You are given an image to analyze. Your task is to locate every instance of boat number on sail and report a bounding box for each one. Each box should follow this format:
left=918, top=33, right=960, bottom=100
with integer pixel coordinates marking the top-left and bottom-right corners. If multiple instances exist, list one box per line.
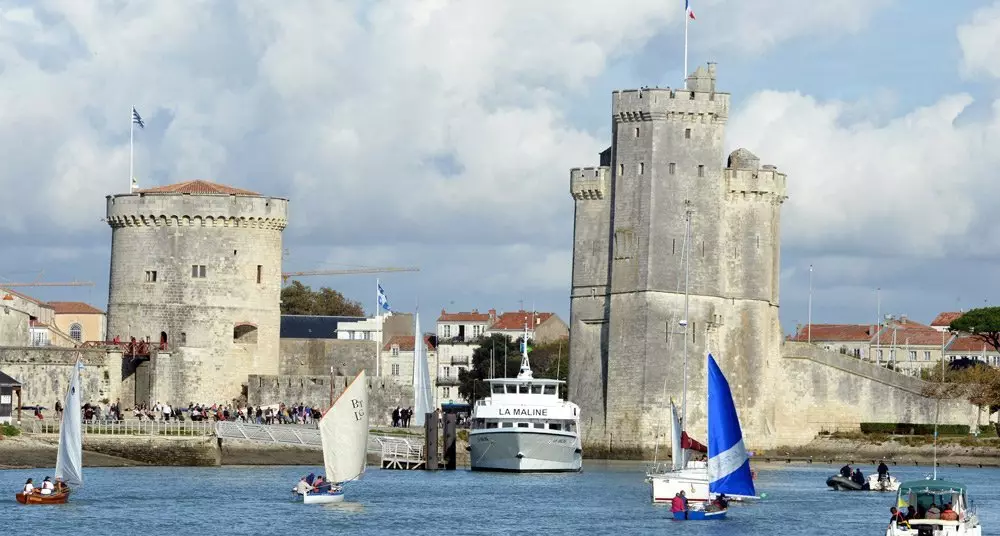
left=498, top=408, right=547, bottom=417
left=352, top=398, right=365, bottom=421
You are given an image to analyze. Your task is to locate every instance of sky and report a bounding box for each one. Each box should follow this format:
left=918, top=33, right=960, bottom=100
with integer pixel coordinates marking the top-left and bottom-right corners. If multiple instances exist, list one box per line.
left=2, top=0, right=1000, bottom=336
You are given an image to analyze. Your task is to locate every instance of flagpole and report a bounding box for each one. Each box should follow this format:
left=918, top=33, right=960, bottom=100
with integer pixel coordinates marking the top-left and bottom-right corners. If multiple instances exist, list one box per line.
left=683, top=8, right=689, bottom=89
left=129, top=105, right=135, bottom=193
left=375, top=278, right=381, bottom=377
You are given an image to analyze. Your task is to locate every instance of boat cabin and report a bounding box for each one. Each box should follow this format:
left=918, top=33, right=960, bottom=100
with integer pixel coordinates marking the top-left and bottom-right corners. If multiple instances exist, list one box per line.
left=470, top=377, right=578, bottom=433
left=893, top=480, right=976, bottom=529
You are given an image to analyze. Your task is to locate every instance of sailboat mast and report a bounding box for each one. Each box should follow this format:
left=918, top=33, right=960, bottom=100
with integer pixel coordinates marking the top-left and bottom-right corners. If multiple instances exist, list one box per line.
left=680, top=210, right=692, bottom=429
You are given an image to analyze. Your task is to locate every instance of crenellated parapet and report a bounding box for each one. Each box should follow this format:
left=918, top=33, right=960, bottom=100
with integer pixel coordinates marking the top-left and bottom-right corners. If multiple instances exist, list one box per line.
left=570, top=167, right=610, bottom=200
left=105, top=189, right=289, bottom=231
left=105, top=213, right=288, bottom=231
left=724, top=148, right=788, bottom=204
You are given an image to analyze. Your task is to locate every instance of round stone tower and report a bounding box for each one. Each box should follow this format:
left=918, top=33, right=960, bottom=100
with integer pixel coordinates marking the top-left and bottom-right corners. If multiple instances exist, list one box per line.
left=105, top=180, right=288, bottom=406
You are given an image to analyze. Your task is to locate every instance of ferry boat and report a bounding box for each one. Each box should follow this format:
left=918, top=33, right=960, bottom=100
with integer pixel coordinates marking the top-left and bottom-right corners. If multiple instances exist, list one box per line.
left=886, top=479, right=982, bottom=535
left=468, top=326, right=582, bottom=472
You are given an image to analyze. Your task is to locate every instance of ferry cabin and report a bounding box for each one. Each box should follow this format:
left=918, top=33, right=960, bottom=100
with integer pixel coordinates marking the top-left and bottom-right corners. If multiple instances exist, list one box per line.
left=470, top=378, right=578, bottom=434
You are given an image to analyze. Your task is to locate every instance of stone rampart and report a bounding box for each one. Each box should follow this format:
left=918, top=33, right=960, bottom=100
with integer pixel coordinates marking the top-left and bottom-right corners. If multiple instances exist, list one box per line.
left=278, top=338, right=376, bottom=376
left=0, top=347, right=123, bottom=408
left=247, top=374, right=411, bottom=427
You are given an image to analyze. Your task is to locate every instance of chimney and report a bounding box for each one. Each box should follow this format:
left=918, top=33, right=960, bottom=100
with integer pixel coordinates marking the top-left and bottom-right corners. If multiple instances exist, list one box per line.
left=441, top=308, right=446, bottom=315
left=901, top=315, right=908, bottom=324
left=472, top=308, right=478, bottom=314
left=488, top=308, right=496, bottom=321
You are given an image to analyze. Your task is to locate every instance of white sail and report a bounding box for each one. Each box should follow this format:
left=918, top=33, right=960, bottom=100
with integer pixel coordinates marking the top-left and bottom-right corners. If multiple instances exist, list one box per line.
left=319, top=370, right=369, bottom=484
left=411, top=312, right=434, bottom=427
left=670, top=400, right=683, bottom=471
left=55, top=358, right=84, bottom=487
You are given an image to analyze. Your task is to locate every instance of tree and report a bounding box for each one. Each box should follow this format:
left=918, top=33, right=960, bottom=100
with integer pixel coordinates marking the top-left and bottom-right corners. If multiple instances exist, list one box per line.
left=458, top=335, right=571, bottom=404
left=921, top=359, right=1000, bottom=435
left=279, top=280, right=365, bottom=316
left=949, top=307, right=1000, bottom=355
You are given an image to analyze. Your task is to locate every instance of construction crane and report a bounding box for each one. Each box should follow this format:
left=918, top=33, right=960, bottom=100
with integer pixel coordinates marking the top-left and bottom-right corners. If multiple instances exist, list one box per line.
left=0, top=281, right=95, bottom=287
left=281, top=267, right=419, bottom=283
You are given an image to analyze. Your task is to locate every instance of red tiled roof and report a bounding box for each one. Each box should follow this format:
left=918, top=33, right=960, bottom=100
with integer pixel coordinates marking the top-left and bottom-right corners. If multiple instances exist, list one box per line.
left=876, top=320, right=947, bottom=346
left=946, top=335, right=999, bottom=353
left=383, top=335, right=436, bottom=352
left=137, top=180, right=259, bottom=196
left=438, top=310, right=491, bottom=322
left=29, top=319, right=48, bottom=328
left=788, top=324, right=874, bottom=342
left=490, top=311, right=554, bottom=331
left=48, top=301, right=104, bottom=315
left=930, top=311, right=963, bottom=327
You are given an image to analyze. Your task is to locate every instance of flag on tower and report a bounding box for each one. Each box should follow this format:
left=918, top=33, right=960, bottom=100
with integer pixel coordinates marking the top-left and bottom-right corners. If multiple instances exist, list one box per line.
left=132, top=107, right=144, bottom=129
left=686, top=0, right=696, bottom=20
left=377, top=283, right=391, bottom=313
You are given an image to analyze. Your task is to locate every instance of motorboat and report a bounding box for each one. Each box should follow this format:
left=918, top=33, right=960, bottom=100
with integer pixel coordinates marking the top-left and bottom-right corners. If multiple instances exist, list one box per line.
left=468, top=324, right=582, bottom=472
left=827, top=474, right=870, bottom=491
left=295, top=369, right=369, bottom=504
left=886, top=479, right=982, bottom=536
left=15, top=357, right=84, bottom=505
left=869, top=473, right=901, bottom=492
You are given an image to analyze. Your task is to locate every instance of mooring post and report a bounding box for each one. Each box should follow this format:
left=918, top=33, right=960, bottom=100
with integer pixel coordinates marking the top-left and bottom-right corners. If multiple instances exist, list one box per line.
left=443, top=413, right=457, bottom=470
left=425, top=411, right=439, bottom=471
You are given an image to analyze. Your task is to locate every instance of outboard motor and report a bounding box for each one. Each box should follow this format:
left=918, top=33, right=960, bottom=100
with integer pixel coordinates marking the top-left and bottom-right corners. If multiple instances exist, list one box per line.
left=916, top=526, right=934, bottom=536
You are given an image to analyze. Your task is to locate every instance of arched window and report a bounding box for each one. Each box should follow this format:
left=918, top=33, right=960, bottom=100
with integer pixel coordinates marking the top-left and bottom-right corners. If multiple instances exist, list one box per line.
left=69, top=323, right=82, bottom=342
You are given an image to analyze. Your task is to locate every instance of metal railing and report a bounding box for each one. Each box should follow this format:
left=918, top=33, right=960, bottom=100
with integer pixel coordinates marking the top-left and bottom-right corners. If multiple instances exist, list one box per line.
left=378, top=435, right=424, bottom=460
left=216, top=421, right=322, bottom=446
left=29, top=419, right=217, bottom=436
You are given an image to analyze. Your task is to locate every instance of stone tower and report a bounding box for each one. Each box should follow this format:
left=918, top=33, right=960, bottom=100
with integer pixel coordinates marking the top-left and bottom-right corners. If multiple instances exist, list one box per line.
left=568, top=64, right=788, bottom=457
left=105, top=180, right=288, bottom=406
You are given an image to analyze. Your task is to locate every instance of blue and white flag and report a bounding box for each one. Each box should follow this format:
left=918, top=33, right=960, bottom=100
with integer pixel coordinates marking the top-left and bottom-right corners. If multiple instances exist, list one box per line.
left=707, top=353, right=755, bottom=497
left=132, top=106, right=144, bottom=129
left=377, top=283, right=390, bottom=313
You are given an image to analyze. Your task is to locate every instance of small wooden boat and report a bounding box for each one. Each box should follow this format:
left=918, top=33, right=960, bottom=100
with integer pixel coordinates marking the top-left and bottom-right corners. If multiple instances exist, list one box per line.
left=15, top=490, right=71, bottom=504
left=673, top=505, right=727, bottom=521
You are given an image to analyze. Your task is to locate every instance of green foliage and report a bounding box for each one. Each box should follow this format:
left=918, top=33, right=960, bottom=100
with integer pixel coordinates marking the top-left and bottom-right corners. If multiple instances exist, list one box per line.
left=280, top=280, right=365, bottom=317
left=457, top=335, right=570, bottom=404
left=949, top=307, right=1000, bottom=355
left=860, top=422, right=970, bottom=436
left=0, top=423, right=21, bottom=437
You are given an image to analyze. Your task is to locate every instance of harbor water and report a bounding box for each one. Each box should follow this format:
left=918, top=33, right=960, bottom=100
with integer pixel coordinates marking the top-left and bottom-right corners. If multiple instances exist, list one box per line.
left=4, top=461, right=1000, bottom=535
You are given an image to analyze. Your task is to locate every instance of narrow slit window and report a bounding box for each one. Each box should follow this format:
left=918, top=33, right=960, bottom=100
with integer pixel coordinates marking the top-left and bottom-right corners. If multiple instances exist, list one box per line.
left=685, top=128, right=691, bottom=139
left=639, top=162, right=644, bottom=175
left=634, top=127, right=640, bottom=137
left=698, top=165, right=705, bottom=177
left=256, top=265, right=263, bottom=284
left=618, top=163, right=624, bottom=176
left=669, top=163, right=676, bottom=175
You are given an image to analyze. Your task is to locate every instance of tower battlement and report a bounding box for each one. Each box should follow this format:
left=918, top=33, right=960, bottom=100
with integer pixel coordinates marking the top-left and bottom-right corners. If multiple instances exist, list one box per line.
left=612, top=89, right=729, bottom=122
left=724, top=148, right=789, bottom=202
left=570, top=166, right=610, bottom=200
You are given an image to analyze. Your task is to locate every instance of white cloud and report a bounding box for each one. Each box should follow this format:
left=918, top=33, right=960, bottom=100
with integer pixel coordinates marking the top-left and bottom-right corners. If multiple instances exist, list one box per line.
left=958, top=1, right=1000, bottom=79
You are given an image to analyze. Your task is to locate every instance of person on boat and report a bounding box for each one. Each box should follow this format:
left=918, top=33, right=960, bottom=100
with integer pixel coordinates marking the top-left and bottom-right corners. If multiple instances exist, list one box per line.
left=671, top=491, right=688, bottom=520
left=22, top=478, right=35, bottom=494
left=839, top=464, right=852, bottom=478
left=54, top=477, right=67, bottom=493
left=889, top=507, right=907, bottom=527
left=39, top=477, right=54, bottom=495
left=714, top=494, right=729, bottom=510
left=940, top=503, right=959, bottom=521
left=877, top=461, right=890, bottom=481
left=850, top=468, right=865, bottom=486
left=905, top=506, right=916, bottom=520
left=305, top=472, right=315, bottom=486
left=315, top=476, right=333, bottom=494
left=294, top=477, right=314, bottom=495
left=925, top=503, right=941, bottom=519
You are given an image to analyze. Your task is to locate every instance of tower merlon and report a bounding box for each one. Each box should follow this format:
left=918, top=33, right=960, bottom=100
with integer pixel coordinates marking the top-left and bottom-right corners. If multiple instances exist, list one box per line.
left=612, top=88, right=729, bottom=122
left=570, top=166, right=610, bottom=201
left=724, top=165, right=788, bottom=202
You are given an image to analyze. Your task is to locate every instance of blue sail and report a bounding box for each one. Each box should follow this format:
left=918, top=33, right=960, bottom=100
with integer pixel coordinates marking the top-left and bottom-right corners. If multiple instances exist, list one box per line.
left=707, top=354, right=755, bottom=497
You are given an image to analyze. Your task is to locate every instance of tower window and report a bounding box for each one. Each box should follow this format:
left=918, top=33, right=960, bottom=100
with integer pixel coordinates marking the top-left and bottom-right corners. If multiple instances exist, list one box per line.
left=634, top=127, right=640, bottom=137
left=698, top=165, right=705, bottom=177
left=685, top=129, right=691, bottom=139
left=638, top=162, right=644, bottom=175
left=256, top=265, right=263, bottom=284
left=669, top=163, right=676, bottom=175
left=191, top=265, right=207, bottom=278
left=689, top=92, right=695, bottom=100
left=180, top=332, right=187, bottom=345
left=145, top=270, right=157, bottom=283
left=618, top=163, right=624, bottom=176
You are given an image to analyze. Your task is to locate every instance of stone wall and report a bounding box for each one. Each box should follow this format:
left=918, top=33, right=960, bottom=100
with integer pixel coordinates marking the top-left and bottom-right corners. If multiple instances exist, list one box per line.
left=247, top=374, right=412, bottom=427
left=278, top=338, right=376, bottom=376
left=0, top=306, right=30, bottom=346
left=0, top=347, right=123, bottom=409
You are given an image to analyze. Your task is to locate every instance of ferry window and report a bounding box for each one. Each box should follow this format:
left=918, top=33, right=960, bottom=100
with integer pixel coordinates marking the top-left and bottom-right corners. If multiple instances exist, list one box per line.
left=506, top=385, right=517, bottom=394
left=502, top=422, right=514, bottom=428
left=530, top=385, right=542, bottom=394
left=533, top=422, right=545, bottom=429
left=519, top=384, right=529, bottom=394
left=549, top=423, right=562, bottom=431
left=517, top=423, right=529, bottom=428
left=486, top=422, right=498, bottom=429
left=567, top=423, right=576, bottom=432
left=493, top=384, right=505, bottom=394
left=543, top=385, right=557, bottom=395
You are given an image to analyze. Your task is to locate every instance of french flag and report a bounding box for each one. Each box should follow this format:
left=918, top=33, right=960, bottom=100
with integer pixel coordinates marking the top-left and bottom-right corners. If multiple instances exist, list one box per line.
left=685, top=0, right=696, bottom=20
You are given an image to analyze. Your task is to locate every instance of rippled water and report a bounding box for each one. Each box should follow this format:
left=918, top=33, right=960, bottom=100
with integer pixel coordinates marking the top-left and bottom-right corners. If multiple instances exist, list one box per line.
left=4, top=461, right=1000, bottom=535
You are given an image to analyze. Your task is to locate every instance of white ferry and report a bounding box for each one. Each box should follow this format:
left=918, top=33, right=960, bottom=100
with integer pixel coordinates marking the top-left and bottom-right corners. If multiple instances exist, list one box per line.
left=468, top=328, right=582, bottom=472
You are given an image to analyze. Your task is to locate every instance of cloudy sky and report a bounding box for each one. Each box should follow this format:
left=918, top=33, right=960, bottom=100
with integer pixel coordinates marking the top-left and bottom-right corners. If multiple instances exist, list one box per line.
left=2, top=0, right=999, bottom=335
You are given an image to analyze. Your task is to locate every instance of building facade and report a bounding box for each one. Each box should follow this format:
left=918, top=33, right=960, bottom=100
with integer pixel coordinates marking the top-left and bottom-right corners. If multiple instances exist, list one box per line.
left=49, top=302, right=106, bottom=344
left=105, top=180, right=288, bottom=406
left=382, top=335, right=443, bottom=406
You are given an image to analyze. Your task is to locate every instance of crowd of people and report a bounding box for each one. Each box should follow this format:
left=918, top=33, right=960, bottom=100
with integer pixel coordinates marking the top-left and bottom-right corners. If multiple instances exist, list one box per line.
left=129, top=402, right=323, bottom=424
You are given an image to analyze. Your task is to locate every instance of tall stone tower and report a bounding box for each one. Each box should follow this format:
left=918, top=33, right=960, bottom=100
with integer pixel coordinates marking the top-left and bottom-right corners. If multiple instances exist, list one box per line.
left=568, top=64, right=788, bottom=457
left=105, top=180, right=288, bottom=406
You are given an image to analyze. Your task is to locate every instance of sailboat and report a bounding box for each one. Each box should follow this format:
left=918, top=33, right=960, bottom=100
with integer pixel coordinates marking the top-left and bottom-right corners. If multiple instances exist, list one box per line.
left=670, top=353, right=756, bottom=521
left=298, top=369, right=369, bottom=504
left=411, top=311, right=433, bottom=427
left=16, top=358, right=84, bottom=505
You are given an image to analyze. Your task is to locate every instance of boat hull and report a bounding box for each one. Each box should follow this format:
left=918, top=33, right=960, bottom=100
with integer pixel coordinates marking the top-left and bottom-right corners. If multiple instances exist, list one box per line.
left=300, top=491, right=345, bottom=504
left=650, top=468, right=710, bottom=504
left=826, top=475, right=869, bottom=491
left=15, top=490, right=71, bottom=504
left=867, top=474, right=900, bottom=492
left=886, top=522, right=982, bottom=536
left=469, top=429, right=581, bottom=472
left=672, top=507, right=727, bottom=521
